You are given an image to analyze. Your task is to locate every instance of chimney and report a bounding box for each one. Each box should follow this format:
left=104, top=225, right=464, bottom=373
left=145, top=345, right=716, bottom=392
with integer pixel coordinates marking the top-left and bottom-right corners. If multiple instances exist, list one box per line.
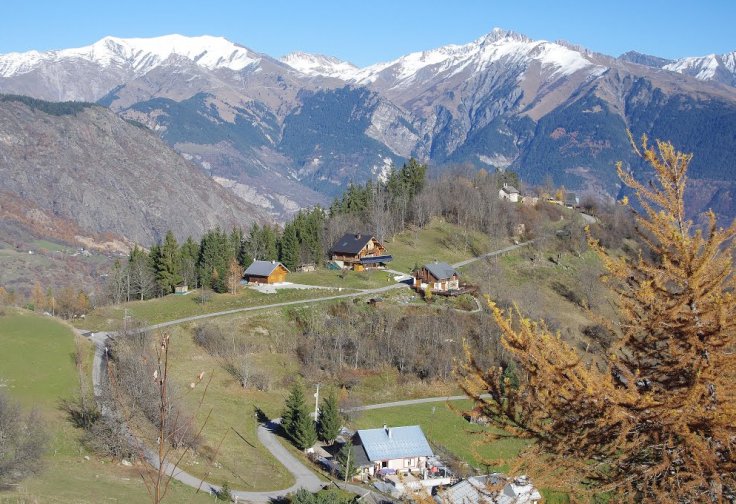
left=272, top=260, right=275, bottom=264
left=355, top=233, right=361, bottom=240
left=384, top=425, right=391, bottom=438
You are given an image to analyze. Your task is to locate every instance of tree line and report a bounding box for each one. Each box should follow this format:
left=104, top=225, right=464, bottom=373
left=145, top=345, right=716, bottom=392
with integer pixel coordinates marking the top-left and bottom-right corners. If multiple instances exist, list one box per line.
left=105, top=209, right=326, bottom=301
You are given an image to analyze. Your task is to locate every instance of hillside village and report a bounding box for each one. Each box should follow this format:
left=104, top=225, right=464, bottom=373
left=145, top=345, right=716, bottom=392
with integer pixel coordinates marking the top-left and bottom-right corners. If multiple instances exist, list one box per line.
left=1, top=8, right=735, bottom=503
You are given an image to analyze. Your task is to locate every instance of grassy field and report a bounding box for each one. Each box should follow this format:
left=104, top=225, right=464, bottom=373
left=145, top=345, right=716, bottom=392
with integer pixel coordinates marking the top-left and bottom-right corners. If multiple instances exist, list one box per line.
left=131, top=321, right=298, bottom=491
left=75, top=286, right=341, bottom=331
left=385, top=219, right=507, bottom=273
left=0, top=308, right=214, bottom=503
left=288, top=269, right=394, bottom=290
left=351, top=400, right=527, bottom=472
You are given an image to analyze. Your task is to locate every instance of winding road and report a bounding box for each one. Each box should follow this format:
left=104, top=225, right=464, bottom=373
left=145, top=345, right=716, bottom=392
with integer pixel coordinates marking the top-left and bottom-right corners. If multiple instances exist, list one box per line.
left=84, top=239, right=535, bottom=501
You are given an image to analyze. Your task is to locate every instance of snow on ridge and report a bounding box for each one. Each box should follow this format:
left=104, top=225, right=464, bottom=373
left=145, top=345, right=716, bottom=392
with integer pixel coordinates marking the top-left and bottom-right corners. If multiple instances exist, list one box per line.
left=280, top=51, right=358, bottom=79
left=662, top=50, right=736, bottom=82
left=0, top=34, right=260, bottom=78
left=351, top=27, right=599, bottom=87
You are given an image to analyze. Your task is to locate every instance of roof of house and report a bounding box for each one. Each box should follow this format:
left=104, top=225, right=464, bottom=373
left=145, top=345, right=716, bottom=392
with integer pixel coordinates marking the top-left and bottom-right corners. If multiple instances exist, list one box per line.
left=357, top=425, right=433, bottom=462
left=360, top=255, right=393, bottom=265
left=332, top=233, right=375, bottom=255
left=423, top=261, right=458, bottom=281
left=501, top=184, right=519, bottom=194
left=439, top=475, right=541, bottom=504
left=244, top=260, right=288, bottom=277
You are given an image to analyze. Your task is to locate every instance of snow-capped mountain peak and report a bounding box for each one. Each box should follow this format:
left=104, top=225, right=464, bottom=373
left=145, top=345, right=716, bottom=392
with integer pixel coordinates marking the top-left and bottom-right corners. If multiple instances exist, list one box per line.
left=0, top=34, right=260, bottom=78
left=345, top=27, right=600, bottom=90
left=663, top=51, right=736, bottom=84
left=280, top=52, right=358, bottom=79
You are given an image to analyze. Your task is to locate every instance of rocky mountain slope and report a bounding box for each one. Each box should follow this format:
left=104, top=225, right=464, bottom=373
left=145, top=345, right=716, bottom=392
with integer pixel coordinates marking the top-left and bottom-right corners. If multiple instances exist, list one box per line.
left=0, top=95, right=268, bottom=245
left=2, top=31, right=736, bottom=220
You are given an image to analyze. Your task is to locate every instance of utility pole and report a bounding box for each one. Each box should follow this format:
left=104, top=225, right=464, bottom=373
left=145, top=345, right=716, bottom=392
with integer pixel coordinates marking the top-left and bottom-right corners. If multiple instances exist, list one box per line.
left=344, top=444, right=351, bottom=484
left=314, top=383, right=320, bottom=420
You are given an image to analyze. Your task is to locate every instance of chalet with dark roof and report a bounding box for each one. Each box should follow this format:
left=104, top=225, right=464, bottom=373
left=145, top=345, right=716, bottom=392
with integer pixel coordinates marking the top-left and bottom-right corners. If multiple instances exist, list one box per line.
left=413, top=261, right=459, bottom=292
left=330, top=233, right=391, bottom=271
left=244, top=260, right=289, bottom=284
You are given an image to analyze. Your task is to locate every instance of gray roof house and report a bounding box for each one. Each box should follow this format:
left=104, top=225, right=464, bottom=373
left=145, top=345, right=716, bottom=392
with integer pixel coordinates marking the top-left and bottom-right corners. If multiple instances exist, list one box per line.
left=352, top=425, right=434, bottom=476
left=437, top=474, right=542, bottom=504
left=244, top=260, right=289, bottom=284
left=413, top=261, right=460, bottom=292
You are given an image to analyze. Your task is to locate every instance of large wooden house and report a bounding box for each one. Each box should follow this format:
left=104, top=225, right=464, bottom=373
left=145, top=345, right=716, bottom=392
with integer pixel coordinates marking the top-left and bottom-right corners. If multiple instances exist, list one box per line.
left=413, top=261, right=460, bottom=293
left=330, top=233, right=392, bottom=271
left=244, top=260, right=289, bottom=284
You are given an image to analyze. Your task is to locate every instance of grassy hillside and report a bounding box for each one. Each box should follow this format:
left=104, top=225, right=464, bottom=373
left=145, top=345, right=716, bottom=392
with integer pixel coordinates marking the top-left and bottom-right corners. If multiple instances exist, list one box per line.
left=0, top=308, right=212, bottom=503
left=75, top=285, right=341, bottom=331
left=386, top=219, right=506, bottom=273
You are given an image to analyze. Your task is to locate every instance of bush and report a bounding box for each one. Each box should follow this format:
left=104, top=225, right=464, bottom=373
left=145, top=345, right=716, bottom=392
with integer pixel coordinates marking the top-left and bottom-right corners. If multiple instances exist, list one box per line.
left=582, top=324, right=616, bottom=350
left=0, top=391, right=48, bottom=486
left=550, top=281, right=587, bottom=308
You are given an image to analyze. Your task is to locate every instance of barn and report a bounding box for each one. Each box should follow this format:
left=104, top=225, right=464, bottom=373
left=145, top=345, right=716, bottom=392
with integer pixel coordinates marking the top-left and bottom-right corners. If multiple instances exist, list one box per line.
left=244, top=260, right=290, bottom=284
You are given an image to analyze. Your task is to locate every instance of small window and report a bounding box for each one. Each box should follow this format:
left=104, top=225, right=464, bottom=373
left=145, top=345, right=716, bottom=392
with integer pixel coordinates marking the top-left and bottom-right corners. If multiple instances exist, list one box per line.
left=405, top=458, right=414, bottom=467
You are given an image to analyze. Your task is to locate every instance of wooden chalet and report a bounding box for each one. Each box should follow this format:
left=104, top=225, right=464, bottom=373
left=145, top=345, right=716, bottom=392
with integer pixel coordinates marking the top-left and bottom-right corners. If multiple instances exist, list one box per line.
left=244, top=260, right=289, bottom=284
left=413, top=261, right=460, bottom=293
left=331, top=233, right=392, bottom=271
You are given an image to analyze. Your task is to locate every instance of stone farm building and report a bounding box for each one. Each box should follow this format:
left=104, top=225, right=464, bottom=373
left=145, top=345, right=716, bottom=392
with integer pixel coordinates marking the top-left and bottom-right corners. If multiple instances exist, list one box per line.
left=331, top=233, right=392, bottom=271
left=244, top=260, right=289, bottom=284
left=498, top=183, right=520, bottom=202
left=413, top=261, right=459, bottom=293
left=352, top=425, right=434, bottom=478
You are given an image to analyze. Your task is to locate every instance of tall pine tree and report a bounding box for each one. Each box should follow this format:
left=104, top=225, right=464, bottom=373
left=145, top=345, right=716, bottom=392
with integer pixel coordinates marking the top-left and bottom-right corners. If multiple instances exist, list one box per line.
left=317, top=389, right=341, bottom=444
left=156, top=230, right=181, bottom=294
left=279, top=223, right=300, bottom=270
left=281, top=382, right=306, bottom=437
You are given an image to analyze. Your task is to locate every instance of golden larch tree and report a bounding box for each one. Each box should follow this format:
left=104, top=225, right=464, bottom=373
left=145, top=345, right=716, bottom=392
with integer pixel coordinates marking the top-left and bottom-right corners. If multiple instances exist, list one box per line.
left=457, top=136, right=736, bottom=502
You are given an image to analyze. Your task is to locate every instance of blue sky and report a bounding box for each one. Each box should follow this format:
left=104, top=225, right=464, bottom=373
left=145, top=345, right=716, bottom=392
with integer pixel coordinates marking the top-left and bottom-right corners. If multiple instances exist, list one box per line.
left=1, top=0, right=734, bottom=66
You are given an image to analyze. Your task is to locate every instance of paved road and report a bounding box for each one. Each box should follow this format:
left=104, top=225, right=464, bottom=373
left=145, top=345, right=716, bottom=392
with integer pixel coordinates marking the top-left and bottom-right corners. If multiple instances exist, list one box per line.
left=144, top=283, right=408, bottom=332
left=451, top=238, right=537, bottom=268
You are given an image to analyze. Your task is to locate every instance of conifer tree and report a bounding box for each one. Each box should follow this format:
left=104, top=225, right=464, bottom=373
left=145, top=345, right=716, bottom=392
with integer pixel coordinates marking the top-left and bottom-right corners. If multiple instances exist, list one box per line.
left=292, top=402, right=317, bottom=451
left=156, top=230, right=181, bottom=294
left=457, top=136, right=736, bottom=502
left=316, top=389, right=341, bottom=443
left=279, top=223, right=300, bottom=270
left=336, top=441, right=357, bottom=481
left=281, top=382, right=306, bottom=438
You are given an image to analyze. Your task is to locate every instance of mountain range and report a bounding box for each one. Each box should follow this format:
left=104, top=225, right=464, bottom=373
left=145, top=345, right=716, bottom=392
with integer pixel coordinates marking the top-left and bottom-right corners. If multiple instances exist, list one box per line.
left=1, top=29, right=735, bottom=221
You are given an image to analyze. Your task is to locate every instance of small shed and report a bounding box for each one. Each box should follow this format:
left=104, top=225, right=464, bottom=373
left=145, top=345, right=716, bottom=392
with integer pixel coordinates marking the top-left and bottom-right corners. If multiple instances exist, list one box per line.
left=244, top=260, right=290, bottom=284
left=174, top=285, right=189, bottom=295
